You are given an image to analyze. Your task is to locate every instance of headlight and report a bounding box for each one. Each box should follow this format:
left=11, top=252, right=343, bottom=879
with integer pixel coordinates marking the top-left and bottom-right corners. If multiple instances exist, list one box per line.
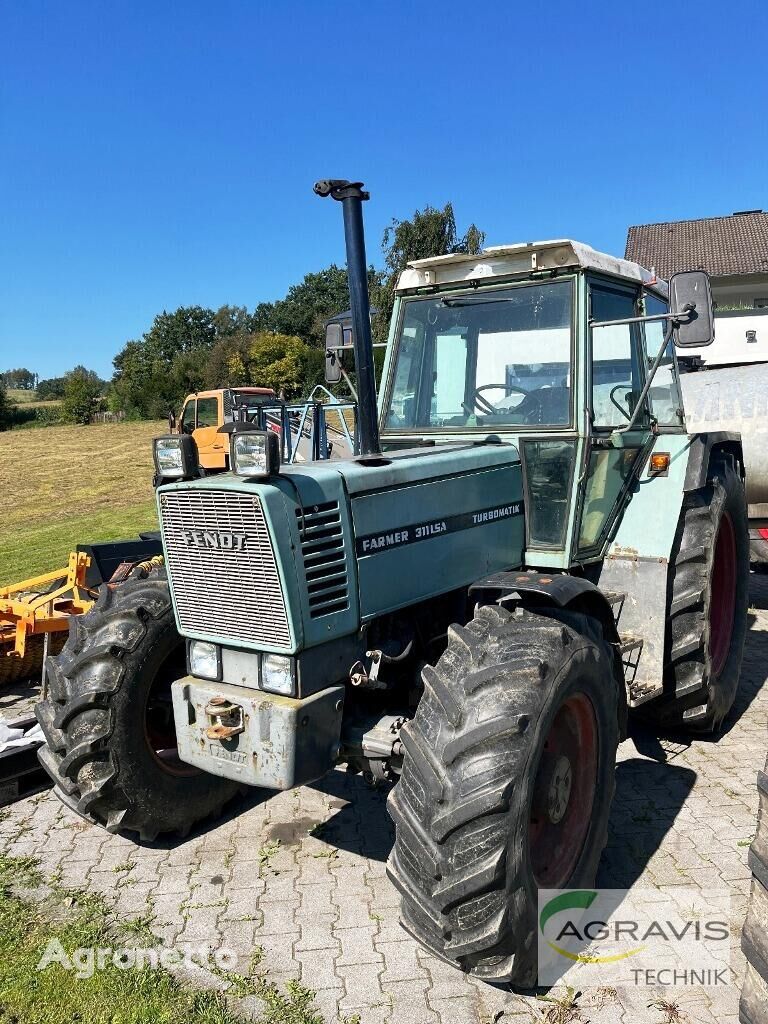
left=154, top=437, right=185, bottom=478
left=262, top=653, right=295, bottom=696
left=231, top=429, right=280, bottom=478
left=153, top=434, right=199, bottom=482
left=189, top=640, right=221, bottom=681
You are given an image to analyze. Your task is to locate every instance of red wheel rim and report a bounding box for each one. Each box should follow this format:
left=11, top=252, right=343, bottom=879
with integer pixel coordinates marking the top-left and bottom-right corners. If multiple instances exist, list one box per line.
left=144, top=672, right=199, bottom=778
left=529, top=693, right=598, bottom=888
left=709, top=511, right=736, bottom=677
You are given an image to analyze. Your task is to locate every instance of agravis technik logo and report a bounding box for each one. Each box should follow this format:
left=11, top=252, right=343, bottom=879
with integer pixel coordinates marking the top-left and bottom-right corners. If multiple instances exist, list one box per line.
left=538, top=888, right=731, bottom=988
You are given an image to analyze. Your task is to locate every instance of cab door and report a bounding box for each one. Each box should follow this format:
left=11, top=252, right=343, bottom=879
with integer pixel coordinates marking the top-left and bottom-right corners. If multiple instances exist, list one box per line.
left=575, top=280, right=653, bottom=560
left=193, top=395, right=226, bottom=469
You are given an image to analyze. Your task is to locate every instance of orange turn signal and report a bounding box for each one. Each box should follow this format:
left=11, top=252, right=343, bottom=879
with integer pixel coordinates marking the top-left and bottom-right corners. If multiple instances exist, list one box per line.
left=649, top=452, right=670, bottom=476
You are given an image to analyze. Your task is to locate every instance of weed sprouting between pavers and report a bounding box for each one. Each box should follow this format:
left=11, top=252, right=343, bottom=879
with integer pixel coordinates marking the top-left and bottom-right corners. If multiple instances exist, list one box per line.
left=0, top=853, right=352, bottom=1024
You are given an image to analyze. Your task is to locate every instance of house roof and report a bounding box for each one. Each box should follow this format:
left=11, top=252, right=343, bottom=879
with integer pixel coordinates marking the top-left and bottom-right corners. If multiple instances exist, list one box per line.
left=625, top=211, right=768, bottom=279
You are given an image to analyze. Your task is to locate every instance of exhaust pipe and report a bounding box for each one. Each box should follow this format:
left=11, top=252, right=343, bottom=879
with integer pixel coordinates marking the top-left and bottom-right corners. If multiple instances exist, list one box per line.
left=314, top=179, right=381, bottom=457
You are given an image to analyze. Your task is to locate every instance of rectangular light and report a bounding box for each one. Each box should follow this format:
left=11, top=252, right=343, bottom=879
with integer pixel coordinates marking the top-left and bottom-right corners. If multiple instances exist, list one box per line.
left=153, top=434, right=200, bottom=484
left=231, top=429, right=280, bottom=478
left=261, top=653, right=295, bottom=696
left=188, top=640, right=221, bottom=681
left=154, top=437, right=185, bottom=479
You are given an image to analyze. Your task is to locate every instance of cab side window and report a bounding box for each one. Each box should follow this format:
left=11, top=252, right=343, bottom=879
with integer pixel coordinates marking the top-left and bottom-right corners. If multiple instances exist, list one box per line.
left=590, top=286, right=645, bottom=429
left=196, top=397, right=219, bottom=428
left=643, top=294, right=684, bottom=428
left=180, top=400, right=196, bottom=434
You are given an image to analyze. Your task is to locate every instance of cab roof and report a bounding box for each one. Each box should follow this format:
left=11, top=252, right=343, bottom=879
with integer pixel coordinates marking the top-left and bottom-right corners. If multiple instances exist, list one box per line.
left=396, top=239, right=668, bottom=298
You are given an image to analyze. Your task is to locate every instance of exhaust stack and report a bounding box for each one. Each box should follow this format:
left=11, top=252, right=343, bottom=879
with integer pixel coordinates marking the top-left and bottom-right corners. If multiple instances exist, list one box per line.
left=314, top=179, right=380, bottom=457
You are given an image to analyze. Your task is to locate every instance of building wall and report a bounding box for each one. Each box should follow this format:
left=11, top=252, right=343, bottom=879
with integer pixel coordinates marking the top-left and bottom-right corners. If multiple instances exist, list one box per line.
left=711, top=273, right=768, bottom=309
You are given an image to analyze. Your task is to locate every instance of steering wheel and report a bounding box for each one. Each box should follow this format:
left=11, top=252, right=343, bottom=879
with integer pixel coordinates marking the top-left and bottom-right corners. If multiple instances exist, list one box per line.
left=609, top=384, right=634, bottom=419
left=463, top=383, right=530, bottom=417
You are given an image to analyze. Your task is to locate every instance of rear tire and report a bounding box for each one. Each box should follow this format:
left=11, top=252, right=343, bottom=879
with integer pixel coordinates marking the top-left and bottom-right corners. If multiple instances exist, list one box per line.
left=648, top=457, right=748, bottom=733
left=741, top=756, right=768, bottom=1024
left=35, top=568, right=239, bottom=841
left=386, top=604, right=620, bottom=983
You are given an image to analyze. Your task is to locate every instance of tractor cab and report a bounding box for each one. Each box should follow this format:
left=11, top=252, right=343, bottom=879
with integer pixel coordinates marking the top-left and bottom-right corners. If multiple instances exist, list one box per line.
left=379, top=240, right=710, bottom=571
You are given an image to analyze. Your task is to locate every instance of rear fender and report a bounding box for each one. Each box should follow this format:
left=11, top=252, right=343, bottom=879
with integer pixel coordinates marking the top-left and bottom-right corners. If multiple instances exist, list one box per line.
left=684, top=432, right=744, bottom=491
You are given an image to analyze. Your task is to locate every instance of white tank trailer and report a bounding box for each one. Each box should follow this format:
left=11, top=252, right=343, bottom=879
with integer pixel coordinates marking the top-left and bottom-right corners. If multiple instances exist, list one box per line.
left=679, top=309, right=768, bottom=562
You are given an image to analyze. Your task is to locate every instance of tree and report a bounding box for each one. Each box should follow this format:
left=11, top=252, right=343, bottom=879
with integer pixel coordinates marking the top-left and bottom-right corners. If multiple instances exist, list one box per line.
left=373, top=203, right=485, bottom=341
left=37, top=377, right=66, bottom=400
left=212, top=305, right=255, bottom=338
left=110, top=305, right=218, bottom=419
left=0, top=379, right=10, bottom=430
left=1, top=367, right=36, bottom=390
left=268, top=266, right=354, bottom=348
left=224, top=332, right=323, bottom=398
left=62, top=366, right=103, bottom=425
left=142, top=306, right=217, bottom=363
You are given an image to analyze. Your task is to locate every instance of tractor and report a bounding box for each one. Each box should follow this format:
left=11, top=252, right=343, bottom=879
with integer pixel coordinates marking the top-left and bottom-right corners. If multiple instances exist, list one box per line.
left=36, top=180, right=749, bottom=985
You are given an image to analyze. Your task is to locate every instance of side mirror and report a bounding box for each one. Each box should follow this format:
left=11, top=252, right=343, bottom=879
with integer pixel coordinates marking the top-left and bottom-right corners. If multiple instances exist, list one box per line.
left=325, top=322, right=344, bottom=384
left=669, top=270, right=714, bottom=347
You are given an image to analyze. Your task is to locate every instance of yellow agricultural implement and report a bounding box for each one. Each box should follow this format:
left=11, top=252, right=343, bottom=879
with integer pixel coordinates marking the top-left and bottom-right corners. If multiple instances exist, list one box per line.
left=0, top=552, right=98, bottom=685
left=1, top=548, right=165, bottom=687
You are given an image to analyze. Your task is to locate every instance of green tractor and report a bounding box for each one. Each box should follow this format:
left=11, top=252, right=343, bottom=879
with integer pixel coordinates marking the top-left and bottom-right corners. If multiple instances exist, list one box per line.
left=37, top=180, right=749, bottom=985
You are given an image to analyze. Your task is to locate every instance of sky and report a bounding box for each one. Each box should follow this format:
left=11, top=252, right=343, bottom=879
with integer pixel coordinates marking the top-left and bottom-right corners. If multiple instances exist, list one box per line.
left=1, top=0, right=767, bottom=380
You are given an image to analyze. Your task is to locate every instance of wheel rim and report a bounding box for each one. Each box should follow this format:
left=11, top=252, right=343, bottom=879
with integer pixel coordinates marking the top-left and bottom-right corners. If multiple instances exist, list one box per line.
left=709, top=511, right=737, bottom=678
left=529, top=693, right=598, bottom=888
left=143, top=657, right=199, bottom=778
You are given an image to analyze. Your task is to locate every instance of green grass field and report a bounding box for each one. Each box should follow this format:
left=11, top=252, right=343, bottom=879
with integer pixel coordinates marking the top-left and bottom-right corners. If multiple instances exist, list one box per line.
left=6, top=388, right=61, bottom=410
left=0, top=420, right=165, bottom=586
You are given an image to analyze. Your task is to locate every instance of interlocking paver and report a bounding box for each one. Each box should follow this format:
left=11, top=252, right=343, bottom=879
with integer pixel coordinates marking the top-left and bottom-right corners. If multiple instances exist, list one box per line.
left=2, top=571, right=767, bottom=1023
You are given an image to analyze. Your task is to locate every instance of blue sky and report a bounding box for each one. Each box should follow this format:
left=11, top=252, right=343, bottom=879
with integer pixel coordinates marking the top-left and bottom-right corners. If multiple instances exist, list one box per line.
left=2, top=0, right=766, bottom=379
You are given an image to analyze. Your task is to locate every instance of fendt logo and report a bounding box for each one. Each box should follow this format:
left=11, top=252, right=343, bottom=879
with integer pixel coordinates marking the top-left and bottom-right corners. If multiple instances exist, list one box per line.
left=180, top=530, right=248, bottom=551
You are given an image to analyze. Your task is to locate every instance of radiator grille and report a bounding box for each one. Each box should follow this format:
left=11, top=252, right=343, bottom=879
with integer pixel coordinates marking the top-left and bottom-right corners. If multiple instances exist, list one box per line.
left=296, top=501, right=349, bottom=618
left=159, top=489, right=291, bottom=649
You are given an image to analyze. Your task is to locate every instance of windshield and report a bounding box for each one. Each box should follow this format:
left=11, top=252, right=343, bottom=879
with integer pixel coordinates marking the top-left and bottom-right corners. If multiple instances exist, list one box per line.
left=385, top=279, right=573, bottom=431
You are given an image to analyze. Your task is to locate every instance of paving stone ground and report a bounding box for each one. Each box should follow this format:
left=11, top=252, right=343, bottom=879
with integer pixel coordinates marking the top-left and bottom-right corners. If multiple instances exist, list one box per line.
left=2, top=573, right=768, bottom=1023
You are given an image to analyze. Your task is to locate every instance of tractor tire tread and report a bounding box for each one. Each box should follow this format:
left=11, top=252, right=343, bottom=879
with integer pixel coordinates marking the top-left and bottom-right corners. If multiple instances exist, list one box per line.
left=387, top=604, right=619, bottom=983
left=647, top=457, right=748, bottom=733
left=35, top=566, right=238, bottom=839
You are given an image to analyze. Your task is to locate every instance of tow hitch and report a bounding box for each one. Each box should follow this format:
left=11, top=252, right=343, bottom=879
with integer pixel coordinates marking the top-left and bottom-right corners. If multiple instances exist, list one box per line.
left=204, top=696, right=245, bottom=741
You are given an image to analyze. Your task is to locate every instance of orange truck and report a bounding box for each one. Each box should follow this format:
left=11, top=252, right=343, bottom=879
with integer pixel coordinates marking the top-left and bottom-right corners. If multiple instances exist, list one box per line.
left=173, top=387, right=276, bottom=471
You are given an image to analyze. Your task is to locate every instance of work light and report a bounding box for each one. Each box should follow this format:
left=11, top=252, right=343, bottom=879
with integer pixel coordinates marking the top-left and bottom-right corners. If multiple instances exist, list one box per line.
left=231, top=428, right=280, bottom=478
left=153, top=434, right=199, bottom=481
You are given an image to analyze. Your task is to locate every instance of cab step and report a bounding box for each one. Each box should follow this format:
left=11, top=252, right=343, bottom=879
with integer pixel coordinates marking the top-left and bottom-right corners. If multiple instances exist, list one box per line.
left=618, top=635, right=643, bottom=656
left=602, top=591, right=627, bottom=626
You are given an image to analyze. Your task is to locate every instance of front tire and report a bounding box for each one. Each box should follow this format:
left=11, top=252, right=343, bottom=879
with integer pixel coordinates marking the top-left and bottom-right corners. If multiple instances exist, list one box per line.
left=36, top=568, right=239, bottom=840
left=386, top=605, right=620, bottom=984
